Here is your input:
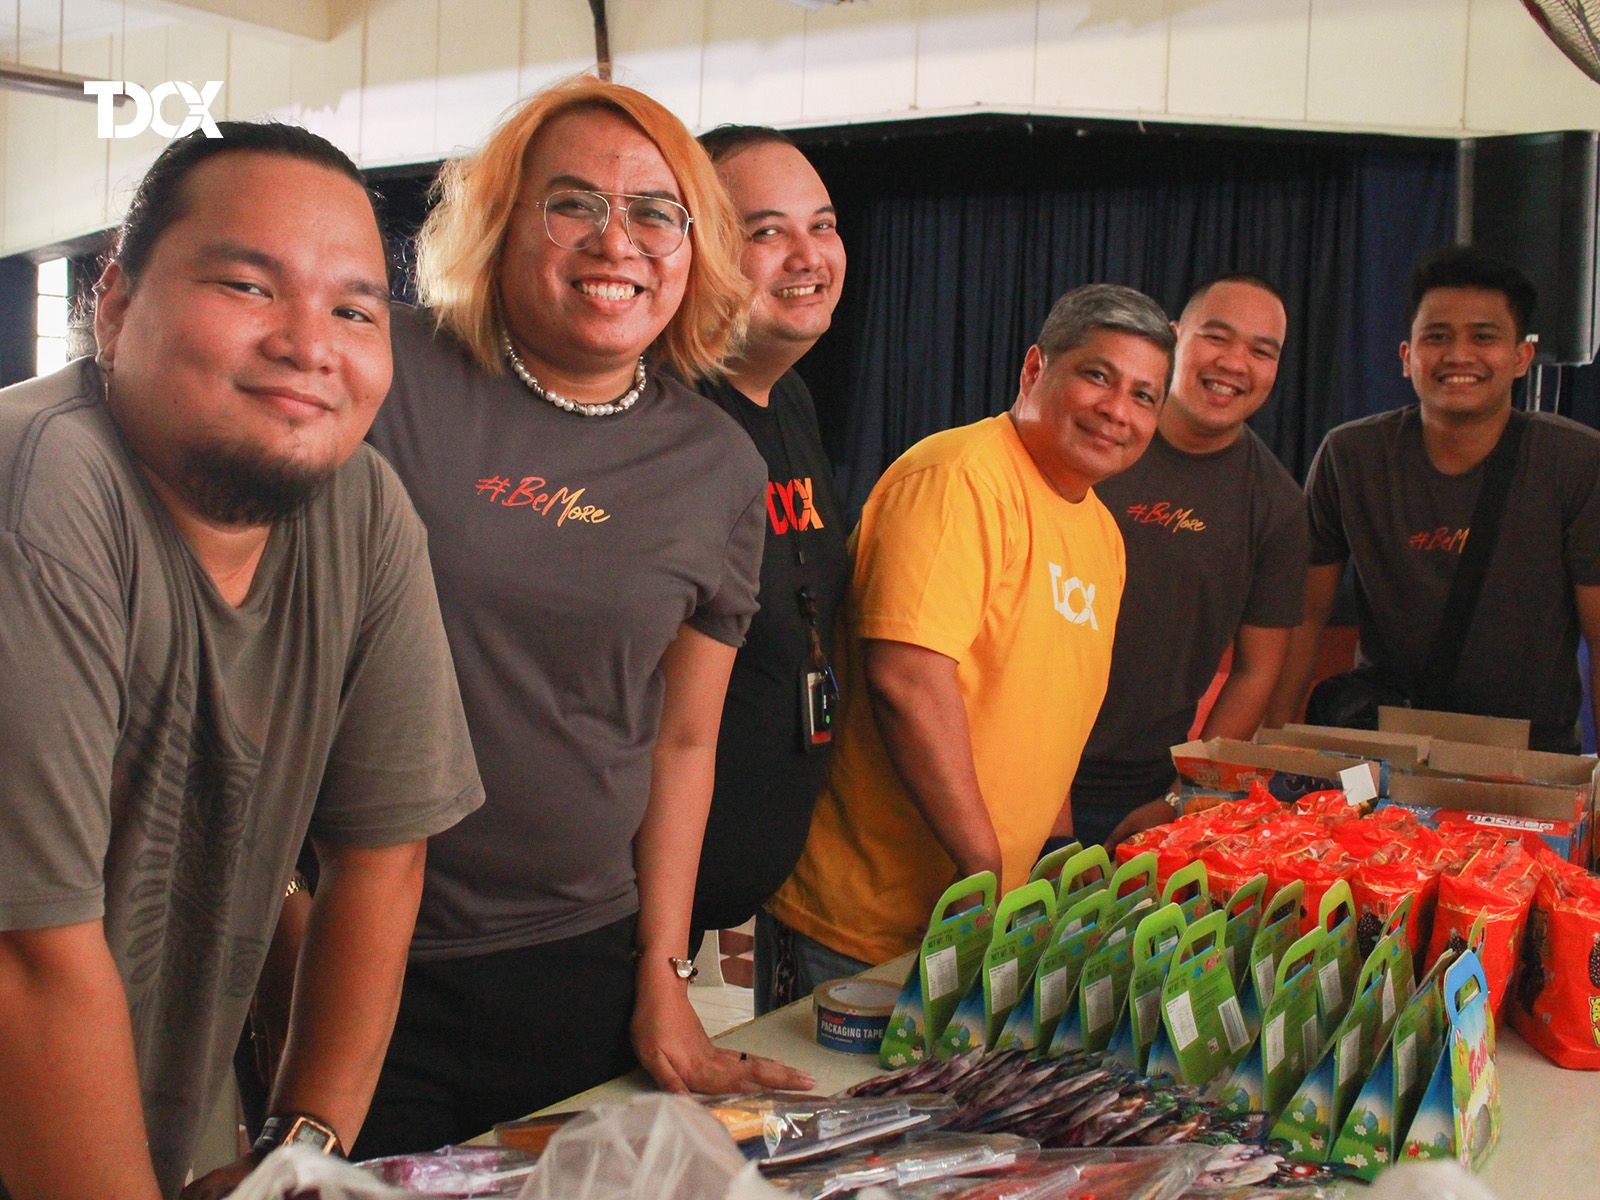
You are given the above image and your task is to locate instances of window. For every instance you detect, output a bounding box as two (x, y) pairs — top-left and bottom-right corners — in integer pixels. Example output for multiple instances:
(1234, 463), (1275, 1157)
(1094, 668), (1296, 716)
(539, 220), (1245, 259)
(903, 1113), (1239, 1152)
(36, 258), (70, 377)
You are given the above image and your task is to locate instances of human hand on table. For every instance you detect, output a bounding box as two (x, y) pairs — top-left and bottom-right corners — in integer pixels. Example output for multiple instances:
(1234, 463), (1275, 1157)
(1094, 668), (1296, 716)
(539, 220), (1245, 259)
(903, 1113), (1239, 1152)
(631, 974), (815, 1095)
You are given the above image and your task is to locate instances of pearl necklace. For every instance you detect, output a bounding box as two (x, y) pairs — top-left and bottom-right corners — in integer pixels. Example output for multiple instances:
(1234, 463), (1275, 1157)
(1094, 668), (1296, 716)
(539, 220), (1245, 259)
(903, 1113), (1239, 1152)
(501, 335), (646, 417)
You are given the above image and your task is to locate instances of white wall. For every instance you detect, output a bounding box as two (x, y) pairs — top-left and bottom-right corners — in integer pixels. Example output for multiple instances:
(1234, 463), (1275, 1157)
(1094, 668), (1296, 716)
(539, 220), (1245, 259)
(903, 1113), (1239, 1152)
(3, 0), (1599, 256)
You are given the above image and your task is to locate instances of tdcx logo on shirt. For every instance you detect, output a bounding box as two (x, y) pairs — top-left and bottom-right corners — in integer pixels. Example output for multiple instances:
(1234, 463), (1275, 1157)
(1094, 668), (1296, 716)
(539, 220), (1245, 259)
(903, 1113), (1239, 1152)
(1049, 563), (1099, 629)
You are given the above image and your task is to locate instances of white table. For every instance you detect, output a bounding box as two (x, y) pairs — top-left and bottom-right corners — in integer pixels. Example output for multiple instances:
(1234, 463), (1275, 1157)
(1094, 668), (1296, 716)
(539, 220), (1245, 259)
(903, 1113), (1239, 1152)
(526, 957), (1597, 1199)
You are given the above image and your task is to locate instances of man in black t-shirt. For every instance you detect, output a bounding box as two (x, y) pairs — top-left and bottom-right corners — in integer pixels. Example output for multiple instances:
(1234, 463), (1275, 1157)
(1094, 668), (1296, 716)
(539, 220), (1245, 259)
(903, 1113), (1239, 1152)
(1267, 247), (1600, 753)
(1066, 275), (1308, 848)
(691, 127), (851, 1011)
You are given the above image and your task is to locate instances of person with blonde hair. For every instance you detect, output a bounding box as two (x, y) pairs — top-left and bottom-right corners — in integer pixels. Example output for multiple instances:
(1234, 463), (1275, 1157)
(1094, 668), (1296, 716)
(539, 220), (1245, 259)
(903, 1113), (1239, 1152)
(358, 76), (811, 1155)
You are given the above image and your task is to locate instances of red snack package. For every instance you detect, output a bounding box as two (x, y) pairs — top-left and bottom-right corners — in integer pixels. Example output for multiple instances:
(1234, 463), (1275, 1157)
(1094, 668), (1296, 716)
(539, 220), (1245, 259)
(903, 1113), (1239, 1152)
(1367, 805), (1420, 835)
(1294, 789), (1364, 824)
(1425, 843), (1538, 1017)
(1114, 826), (1164, 869)
(1197, 836), (1270, 906)
(1435, 820), (1523, 869)
(1271, 842), (1359, 935)
(1350, 853), (1439, 960)
(1329, 819), (1395, 861)
(1226, 781), (1288, 824)
(1511, 850), (1600, 1070)
(1255, 812), (1324, 850)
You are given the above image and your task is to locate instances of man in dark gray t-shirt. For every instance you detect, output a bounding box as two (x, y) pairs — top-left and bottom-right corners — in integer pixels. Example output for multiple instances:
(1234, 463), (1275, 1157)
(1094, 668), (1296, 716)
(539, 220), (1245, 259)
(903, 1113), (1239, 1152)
(1268, 247), (1600, 753)
(0, 128), (481, 1200)
(1068, 276), (1308, 847)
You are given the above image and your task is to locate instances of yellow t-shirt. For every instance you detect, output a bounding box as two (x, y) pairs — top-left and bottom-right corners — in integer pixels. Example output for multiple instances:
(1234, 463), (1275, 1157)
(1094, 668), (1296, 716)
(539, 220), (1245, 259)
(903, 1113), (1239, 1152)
(769, 415), (1125, 965)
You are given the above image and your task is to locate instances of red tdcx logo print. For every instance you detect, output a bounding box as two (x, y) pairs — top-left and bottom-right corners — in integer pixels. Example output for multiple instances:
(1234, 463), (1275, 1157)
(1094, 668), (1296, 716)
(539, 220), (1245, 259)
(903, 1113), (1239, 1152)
(768, 477), (825, 535)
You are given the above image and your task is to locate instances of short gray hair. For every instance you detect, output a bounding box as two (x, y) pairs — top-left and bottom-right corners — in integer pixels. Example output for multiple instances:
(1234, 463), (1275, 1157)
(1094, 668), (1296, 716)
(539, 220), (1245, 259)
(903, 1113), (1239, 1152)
(1036, 284), (1176, 383)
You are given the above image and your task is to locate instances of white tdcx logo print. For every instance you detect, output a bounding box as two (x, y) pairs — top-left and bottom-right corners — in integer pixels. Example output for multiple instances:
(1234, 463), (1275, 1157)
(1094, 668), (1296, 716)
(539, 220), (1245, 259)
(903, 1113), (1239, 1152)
(1049, 563), (1098, 629)
(84, 81), (224, 139)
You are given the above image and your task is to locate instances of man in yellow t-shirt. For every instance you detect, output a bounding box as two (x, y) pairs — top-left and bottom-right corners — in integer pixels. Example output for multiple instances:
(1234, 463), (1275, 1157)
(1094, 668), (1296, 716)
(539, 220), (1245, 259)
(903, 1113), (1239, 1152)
(764, 284), (1175, 1000)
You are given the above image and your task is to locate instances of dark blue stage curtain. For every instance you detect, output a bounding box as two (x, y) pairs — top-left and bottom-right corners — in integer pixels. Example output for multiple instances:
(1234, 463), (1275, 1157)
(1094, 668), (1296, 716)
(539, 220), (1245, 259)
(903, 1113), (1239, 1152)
(794, 119), (1458, 516)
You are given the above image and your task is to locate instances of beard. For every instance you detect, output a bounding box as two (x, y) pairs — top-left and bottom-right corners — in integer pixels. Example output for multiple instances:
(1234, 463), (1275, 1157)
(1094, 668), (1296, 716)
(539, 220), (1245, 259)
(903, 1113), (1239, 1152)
(174, 440), (335, 527)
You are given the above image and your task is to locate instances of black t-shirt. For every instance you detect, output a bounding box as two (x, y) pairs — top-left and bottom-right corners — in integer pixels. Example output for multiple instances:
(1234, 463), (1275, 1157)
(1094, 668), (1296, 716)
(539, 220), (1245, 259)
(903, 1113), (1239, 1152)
(1072, 427), (1308, 811)
(690, 371), (851, 931)
(1307, 406), (1600, 753)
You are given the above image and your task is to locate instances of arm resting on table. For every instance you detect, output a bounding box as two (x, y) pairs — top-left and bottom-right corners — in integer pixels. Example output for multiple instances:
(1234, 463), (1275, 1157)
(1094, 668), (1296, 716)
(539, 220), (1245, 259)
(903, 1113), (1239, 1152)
(632, 624), (813, 1096)
(185, 836), (429, 1200)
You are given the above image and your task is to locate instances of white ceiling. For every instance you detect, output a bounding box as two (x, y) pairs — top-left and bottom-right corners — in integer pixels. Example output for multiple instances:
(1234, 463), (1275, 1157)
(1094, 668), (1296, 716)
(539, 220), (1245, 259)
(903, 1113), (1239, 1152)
(0, 0), (340, 63)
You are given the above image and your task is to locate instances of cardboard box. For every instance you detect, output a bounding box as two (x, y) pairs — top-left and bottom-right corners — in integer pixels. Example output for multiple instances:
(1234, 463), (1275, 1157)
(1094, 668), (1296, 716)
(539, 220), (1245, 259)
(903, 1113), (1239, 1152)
(1170, 738), (1385, 806)
(1259, 725), (1430, 771)
(1257, 711), (1599, 866)
(1375, 707), (1529, 750)
(1379, 775), (1591, 866)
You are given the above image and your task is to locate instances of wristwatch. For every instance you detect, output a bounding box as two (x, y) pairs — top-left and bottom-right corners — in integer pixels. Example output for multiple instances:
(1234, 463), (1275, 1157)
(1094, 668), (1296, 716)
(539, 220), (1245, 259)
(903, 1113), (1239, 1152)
(253, 1112), (344, 1158)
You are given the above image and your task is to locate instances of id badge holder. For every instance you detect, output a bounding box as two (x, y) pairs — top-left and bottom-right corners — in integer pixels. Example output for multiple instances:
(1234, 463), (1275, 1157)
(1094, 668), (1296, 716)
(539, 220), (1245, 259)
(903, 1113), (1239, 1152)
(796, 585), (838, 752)
(800, 662), (838, 751)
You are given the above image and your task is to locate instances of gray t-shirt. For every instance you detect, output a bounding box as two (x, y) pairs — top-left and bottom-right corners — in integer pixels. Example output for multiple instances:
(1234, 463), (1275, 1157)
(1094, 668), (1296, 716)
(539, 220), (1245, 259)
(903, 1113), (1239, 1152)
(1307, 406), (1600, 752)
(370, 307), (767, 958)
(1073, 427), (1309, 808)
(0, 360), (484, 1199)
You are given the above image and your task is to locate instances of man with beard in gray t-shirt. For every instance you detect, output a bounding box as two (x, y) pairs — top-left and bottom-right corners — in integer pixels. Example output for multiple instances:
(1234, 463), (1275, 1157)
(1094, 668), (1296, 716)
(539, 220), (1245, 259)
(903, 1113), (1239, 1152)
(0, 126), (481, 1200)
(1066, 275), (1308, 848)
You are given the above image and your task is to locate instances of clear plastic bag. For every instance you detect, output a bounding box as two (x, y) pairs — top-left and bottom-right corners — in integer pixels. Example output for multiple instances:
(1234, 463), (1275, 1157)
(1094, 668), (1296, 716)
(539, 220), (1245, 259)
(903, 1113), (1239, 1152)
(874, 1145), (1213, 1200)
(358, 1146), (537, 1196)
(703, 1092), (956, 1165)
(513, 1094), (788, 1200)
(763, 1133), (1038, 1199)
(226, 1144), (412, 1200)
(1180, 1142), (1346, 1196)
(1361, 1161), (1503, 1200)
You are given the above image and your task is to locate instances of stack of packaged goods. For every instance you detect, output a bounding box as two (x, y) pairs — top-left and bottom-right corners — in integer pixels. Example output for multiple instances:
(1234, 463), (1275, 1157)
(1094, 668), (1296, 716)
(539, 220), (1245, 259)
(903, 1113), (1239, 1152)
(822, 821), (1505, 1197)
(1116, 784), (1551, 1020)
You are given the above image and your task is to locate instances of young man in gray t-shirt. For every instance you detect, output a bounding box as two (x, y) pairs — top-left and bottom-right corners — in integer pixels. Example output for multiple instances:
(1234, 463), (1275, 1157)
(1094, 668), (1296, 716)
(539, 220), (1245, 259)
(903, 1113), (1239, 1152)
(1268, 246), (1600, 752)
(1066, 275), (1308, 847)
(0, 127), (481, 1200)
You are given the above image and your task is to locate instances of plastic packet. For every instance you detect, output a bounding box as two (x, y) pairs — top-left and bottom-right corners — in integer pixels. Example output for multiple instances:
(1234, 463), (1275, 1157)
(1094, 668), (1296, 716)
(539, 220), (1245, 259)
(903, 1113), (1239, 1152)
(1269, 844), (1357, 935)
(358, 1146), (537, 1197)
(1350, 855), (1438, 959)
(764, 1134), (1038, 1199)
(1510, 847), (1600, 1067)
(878, 1145), (1213, 1200)
(1182, 1141), (1348, 1195)
(1196, 839), (1269, 905)
(1360, 1160), (1504, 1200)
(227, 1145), (410, 1200)
(704, 1092), (954, 1165)
(516, 1093), (788, 1200)
(1425, 842), (1538, 1014)
(1291, 790), (1364, 824)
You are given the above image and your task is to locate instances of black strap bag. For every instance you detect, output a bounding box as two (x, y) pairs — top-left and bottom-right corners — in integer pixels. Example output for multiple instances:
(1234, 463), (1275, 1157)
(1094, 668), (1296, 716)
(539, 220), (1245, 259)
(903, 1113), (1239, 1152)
(1304, 412), (1526, 730)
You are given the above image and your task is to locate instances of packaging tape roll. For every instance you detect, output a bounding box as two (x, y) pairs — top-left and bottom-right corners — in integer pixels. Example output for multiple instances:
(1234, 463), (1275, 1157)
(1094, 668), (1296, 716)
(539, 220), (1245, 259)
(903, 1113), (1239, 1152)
(813, 977), (900, 1054)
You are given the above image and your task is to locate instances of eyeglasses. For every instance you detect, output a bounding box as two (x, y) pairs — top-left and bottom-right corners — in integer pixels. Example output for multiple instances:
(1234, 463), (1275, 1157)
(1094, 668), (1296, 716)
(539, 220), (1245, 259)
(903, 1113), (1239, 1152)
(534, 189), (693, 259)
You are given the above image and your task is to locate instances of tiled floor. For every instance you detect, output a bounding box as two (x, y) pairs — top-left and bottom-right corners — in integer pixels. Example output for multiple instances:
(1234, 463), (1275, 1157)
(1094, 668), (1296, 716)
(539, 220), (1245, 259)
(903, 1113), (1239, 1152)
(689, 919), (757, 1037)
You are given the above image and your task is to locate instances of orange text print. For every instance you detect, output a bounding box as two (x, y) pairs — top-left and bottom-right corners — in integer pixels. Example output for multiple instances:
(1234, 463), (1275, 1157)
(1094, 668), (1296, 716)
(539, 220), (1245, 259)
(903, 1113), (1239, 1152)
(476, 475), (611, 525)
